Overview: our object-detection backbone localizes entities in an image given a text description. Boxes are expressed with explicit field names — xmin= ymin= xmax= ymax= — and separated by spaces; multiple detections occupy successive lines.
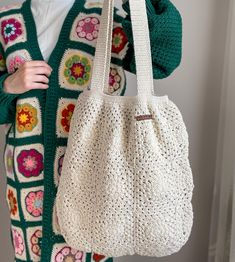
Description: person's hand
xmin=3 ymin=61 xmax=52 ymax=95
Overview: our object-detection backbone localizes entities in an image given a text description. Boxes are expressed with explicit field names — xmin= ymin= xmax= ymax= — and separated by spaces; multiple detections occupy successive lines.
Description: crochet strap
xmin=89 ymin=0 xmax=155 ymax=96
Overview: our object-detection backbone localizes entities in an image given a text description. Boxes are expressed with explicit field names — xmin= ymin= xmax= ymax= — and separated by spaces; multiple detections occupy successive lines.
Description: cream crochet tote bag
xmin=55 ymin=0 xmax=194 ymax=257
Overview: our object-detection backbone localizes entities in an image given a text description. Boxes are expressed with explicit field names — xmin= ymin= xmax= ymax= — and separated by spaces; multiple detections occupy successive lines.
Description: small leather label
xmin=135 ymin=114 xmax=154 ymax=121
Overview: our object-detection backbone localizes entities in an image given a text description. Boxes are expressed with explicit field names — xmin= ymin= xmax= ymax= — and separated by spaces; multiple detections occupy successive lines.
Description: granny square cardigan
xmin=0 ymin=0 xmax=182 ymax=261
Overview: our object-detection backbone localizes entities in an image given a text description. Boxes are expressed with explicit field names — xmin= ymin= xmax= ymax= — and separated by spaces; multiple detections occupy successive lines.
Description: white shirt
xmin=31 ymin=0 xmax=75 ymax=62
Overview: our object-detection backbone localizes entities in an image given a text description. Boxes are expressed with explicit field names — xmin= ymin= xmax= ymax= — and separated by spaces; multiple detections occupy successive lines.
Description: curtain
xmin=208 ymin=0 xmax=235 ymax=261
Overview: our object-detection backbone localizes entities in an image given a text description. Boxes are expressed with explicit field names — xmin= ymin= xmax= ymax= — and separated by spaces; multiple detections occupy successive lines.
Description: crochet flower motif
xmin=25 ymin=190 xmax=44 ymax=217
xmin=108 ymin=68 xmax=122 ymax=93
xmin=93 ymin=253 xmax=106 ymax=262
xmin=7 ymin=189 xmax=18 ymax=216
xmin=30 ymin=229 xmax=42 ymax=257
xmin=12 ymin=228 xmax=25 ymax=256
xmin=55 ymin=246 xmax=84 ymax=262
xmin=58 ymin=154 xmax=64 ymax=177
xmin=6 ymin=148 xmax=14 ymax=175
xmin=112 ymin=27 xmax=128 ymax=55
xmin=16 ymin=103 xmax=38 ymax=133
xmin=61 ymin=103 xmax=75 ymax=133
xmin=64 ymin=55 xmax=91 ymax=87
xmin=8 ymin=55 xmax=26 ymax=73
xmin=1 ymin=18 xmax=23 ymax=44
xmin=0 ymin=52 xmax=6 ymax=71
xmin=76 ymin=17 xmax=100 ymax=41
xmin=17 ymin=149 xmax=44 ymax=178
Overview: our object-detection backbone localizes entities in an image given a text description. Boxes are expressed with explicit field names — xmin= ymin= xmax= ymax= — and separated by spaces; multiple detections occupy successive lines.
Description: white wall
xmin=0 ymin=0 xmax=230 ymax=261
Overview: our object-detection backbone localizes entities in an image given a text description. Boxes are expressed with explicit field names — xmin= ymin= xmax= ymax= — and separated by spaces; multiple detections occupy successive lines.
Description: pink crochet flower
xmin=17 ymin=149 xmax=44 ymax=178
xmin=1 ymin=18 xmax=23 ymax=44
xmin=108 ymin=68 xmax=122 ymax=93
xmin=25 ymin=190 xmax=44 ymax=217
xmin=9 ymin=55 xmax=26 ymax=73
xmin=12 ymin=228 xmax=24 ymax=256
xmin=76 ymin=17 xmax=100 ymax=41
xmin=55 ymin=246 xmax=84 ymax=262
xmin=30 ymin=229 xmax=42 ymax=257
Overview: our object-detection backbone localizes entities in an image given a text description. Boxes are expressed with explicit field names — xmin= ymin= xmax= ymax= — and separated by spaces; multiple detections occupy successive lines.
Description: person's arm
xmin=0 ymin=43 xmax=53 ymax=125
xmin=121 ymin=0 xmax=182 ymax=79
xmin=0 ymin=44 xmax=20 ymax=125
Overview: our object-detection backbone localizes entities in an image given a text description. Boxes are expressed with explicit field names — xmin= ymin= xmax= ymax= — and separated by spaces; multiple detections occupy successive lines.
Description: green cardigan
xmin=0 ymin=0 xmax=182 ymax=261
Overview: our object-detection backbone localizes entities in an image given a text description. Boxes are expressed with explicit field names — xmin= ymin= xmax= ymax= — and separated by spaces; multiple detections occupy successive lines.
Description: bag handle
xmin=89 ymin=0 xmax=155 ymax=97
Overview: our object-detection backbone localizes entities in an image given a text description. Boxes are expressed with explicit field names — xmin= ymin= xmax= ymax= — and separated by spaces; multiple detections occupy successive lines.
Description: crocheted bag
xmin=55 ymin=0 xmax=194 ymax=257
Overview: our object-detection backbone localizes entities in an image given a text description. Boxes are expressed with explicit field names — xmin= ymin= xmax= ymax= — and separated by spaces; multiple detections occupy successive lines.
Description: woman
xmin=0 ymin=0 xmax=182 ymax=261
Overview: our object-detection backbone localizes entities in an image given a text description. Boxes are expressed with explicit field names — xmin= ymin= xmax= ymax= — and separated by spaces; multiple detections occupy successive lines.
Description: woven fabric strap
xmin=89 ymin=0 xmax=155 ymax=96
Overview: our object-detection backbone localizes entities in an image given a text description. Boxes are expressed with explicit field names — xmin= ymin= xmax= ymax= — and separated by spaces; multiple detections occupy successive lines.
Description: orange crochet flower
xmin=16 ymin=103 xmax=38 ymax=133
xmin=7 ymin=189 xmax=18 ymax=216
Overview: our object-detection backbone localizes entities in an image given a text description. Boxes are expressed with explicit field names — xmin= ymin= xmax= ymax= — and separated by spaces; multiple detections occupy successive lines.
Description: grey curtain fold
xmin=208 ymin=0 xmax=235 ymax=261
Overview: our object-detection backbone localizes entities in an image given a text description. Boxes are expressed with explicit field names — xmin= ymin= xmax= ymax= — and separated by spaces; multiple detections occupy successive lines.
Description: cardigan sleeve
xmin=0 ymin=44 xmax=20 ymax=125
xmin=121 ymin=0 xmax=182 ymax=79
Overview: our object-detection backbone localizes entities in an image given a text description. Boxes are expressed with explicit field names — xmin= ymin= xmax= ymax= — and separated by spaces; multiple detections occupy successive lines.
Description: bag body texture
xmin=55 ymin=0 xmax=194 ymax=257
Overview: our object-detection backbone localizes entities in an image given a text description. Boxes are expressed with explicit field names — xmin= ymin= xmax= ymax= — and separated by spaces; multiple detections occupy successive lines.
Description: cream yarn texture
xmin=55 ymin=0 xmax=194 ymax=257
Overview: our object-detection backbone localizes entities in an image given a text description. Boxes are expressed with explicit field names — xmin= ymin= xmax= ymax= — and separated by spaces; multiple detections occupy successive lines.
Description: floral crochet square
xmin=53 ymin=146 xmax=66 ymax=187
xmin=0 ymin=14 xmax=27 ymax=51
xmin=105 ymin=63 xmax=126 ymax=96
xmin=50 ymin=243 xmax=86 ymax=262
xmin=70 ymin=12 xmax=100 ymax=47
xmin=26 ymin=226 xmax=42 ymax=261
xmin=59 ymin=49 xmax=93 ymax=91
xmin=56 ymin=98 xmax=77 ymax=138
xmin=14 ymin=143 xmax=44 ymax=183
xmin=111 ymin=22 xmax=129 ymax=60
xmin=6 ymin=49 xmax=32 ymax=73
xmin=21 ymin=186 xmax=44 ymax=222
xmin=4 ymin=144 xmax=15 ymax=181
xmin=11 ymin=225 xmax=27 ymax=260
xmin=15 ymin=97 xmax=42 ymax=139
xmin=6 ymin=185 xmax=20 ymax=221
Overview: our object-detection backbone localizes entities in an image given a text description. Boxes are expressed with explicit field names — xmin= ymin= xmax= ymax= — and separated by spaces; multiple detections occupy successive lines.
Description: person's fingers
xmin=30 ymin=82 xmax=49 ymax=89
xmin=32 ymin=75 xmax=49 ymax=84
xmin=24 ymin=66 xmax=51 ymax=77
xmin=23 ymin=60 xmax=52 ymax=71
xmin=32 ymin=67 xmax=51 ymax=76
